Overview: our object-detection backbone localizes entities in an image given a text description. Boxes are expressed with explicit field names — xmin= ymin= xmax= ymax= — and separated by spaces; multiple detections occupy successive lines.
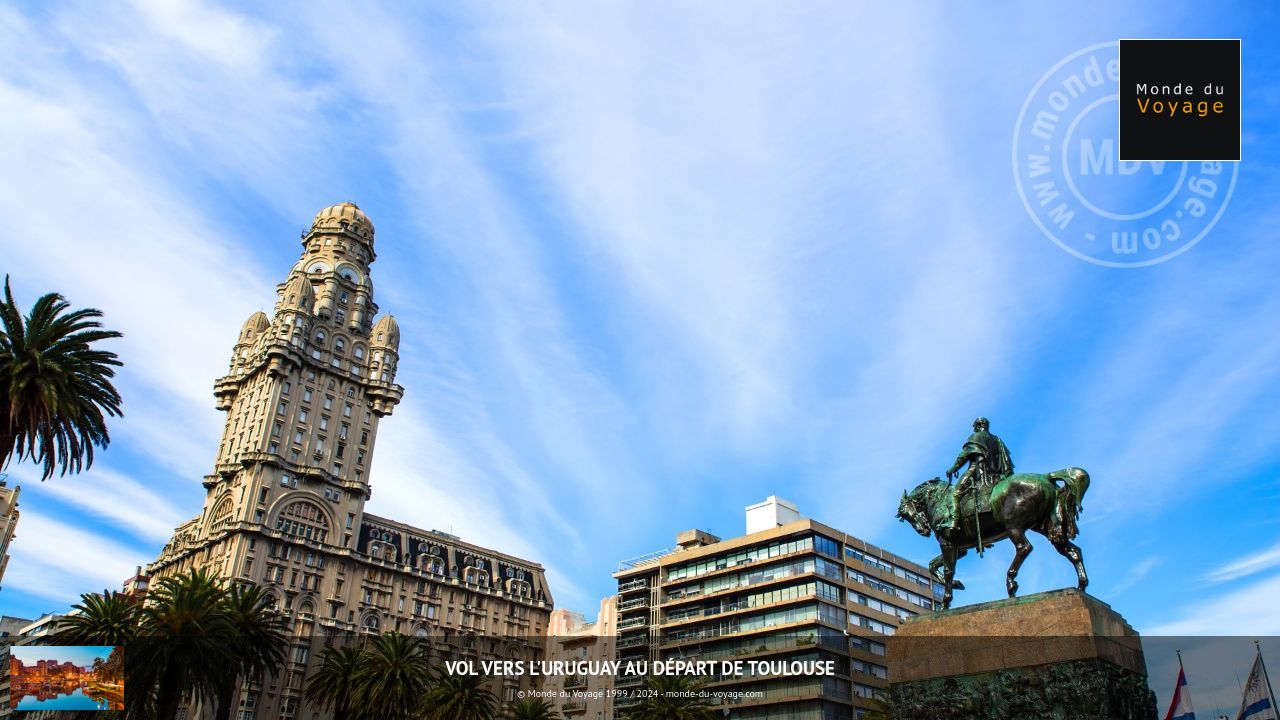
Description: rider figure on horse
xmin=939 ymin=417 xmax=1014 ymax=531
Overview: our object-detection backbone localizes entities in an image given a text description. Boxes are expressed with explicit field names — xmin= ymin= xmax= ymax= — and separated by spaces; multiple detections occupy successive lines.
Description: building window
xmin=299 ymin=409 xmax=309 ymax=423
xmin=208 ymin=498 xmax=234 ymax=533
xmin=258 ymin=488 xmax=268 ymax=504
xmin=272 ymin=422 xmax=282 ymax=437
xmin=282 ymin=381 xmax=291 ymax=395
xmin=320 ymin=417 xmax=329 ymax=431
xmin=277 ymin=401 xmax=287 ymax=416
xmin=324 ymin=396 xmax=334 ymax=410
xmin=303 ymin=389 xmax=313 ymax=403
xmin=335 ymin=339 xmax=345 ymax=353
xmin=275 ymin=500 xmax=329 ymax=543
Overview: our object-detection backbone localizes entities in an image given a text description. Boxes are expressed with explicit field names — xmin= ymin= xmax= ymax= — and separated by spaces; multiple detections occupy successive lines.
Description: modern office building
xmin=544 ymin=597 xmax=619 ymax=720
xmin=0 ymin=478 xmax=19 ymax=591
xmin=147 ymin=203 xmax=553 ymax=720
xmin=613 ymin=496 xmax=942 ymax=720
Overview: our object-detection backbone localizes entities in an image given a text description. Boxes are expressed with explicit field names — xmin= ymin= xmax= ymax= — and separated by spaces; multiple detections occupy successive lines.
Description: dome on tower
xmin=280 ymin=275 xmax=316 ymax=311
xmin=309 ymin=201 xmax=374 ymax=240
xmin=371 ymin=314 xmax=400 ymax=350
xmin=239 ymin=311 xmax=270 ymax=341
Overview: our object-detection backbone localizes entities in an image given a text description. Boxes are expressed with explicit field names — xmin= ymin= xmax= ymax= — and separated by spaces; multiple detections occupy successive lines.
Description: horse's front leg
xmin=940 ymin=541 xmax=958 ymax=609
xmin=1006 ymin=527 xmax=1033 ymax=597
xmin=929 ymin=552 xmax=965 ymax=592
xmin=1052 ymin=538 xmax=1088 ymax=591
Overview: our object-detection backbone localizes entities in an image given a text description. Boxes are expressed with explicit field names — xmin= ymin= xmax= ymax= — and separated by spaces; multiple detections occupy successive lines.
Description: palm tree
xmin=55 ymin=589 xmax=139 ymax=646
xmin=352 ymin=633 xmax=434 ymax=720
xmin=211 ymin=582 xmax=291 ymax=720
xmin=628 ymin=676 xmax=716 ymax=720
xmin=503 ymin=697 xmax=556 ymax=720
xmin=0 ymin=276 xmax=123 ymax=480
xmin=305 ymin=643 xmax=366 ymax=720
xmin=420 ymin=666 xmax=498 ymax=720
xmin=130 ymin=569 xmax=237 ymax=720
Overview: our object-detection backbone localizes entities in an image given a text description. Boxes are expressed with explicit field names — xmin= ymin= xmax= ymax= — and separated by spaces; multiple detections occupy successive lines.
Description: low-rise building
xmin=544 ymin=597 xmax=618 ymax=720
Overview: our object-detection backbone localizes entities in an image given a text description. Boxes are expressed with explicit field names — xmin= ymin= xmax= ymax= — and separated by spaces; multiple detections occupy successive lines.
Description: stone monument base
xmin=887 ymin=588 xmax=1157 ymax=720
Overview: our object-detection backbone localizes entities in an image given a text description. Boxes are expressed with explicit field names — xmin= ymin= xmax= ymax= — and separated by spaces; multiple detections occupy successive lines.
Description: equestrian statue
xmin=896 ymin=418 xmax=1090 ymax=609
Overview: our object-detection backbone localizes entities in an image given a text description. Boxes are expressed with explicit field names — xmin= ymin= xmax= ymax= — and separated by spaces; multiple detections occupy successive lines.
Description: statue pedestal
xmin=888 ymin=588 xmax=1157 ymax=720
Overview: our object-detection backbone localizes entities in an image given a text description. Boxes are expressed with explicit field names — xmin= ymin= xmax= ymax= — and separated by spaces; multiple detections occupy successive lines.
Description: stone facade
xmin=148 ymin=203 xmax=553 ymax=720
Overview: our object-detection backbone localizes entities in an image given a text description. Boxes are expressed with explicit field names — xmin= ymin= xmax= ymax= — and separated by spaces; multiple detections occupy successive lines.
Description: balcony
xmin=561 ymin=700 xmax=587 ymax=714
xmin=564 ymin=675 xmax=587 ymax=690
xmin=618 ymin=597 xmax=649 ymax=612
xmin=618 ymin=617 xmax=647 ymax=630
xmin=618 ymin=578 xmax=649 ymax=593
xmin=616 ymin=635 xmax=648 ymax=649
xmin=616 ymin=675 xmax=645 ymax=688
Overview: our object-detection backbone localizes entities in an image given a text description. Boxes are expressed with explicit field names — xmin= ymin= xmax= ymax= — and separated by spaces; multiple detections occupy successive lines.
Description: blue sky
xmin=0 ymin=0 xmax=1278 ymax=699
xmin=11 ymin=645 xmax=112 ymax=669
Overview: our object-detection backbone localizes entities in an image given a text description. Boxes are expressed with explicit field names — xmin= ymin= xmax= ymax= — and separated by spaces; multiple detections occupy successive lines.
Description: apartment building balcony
xmin=618 ymin=578 xmax=649 ymax=593
xmin=616 ymin=674 xmax=644 ymax=688
xmin=561 ymin=700 xmax=587 ymax=714
xmin=617 ymin=617 xmax=647 ymax=630
xmin=564 ymin=675 xmax=587 ymax=690
xmin=616 ymin=635 xmax=648 ymax=649
xmin=618 ymin=597 xmax=649 ymax=611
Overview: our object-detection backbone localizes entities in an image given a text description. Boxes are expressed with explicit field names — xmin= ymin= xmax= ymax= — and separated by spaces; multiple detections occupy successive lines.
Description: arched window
xmin=208 ymin=498 xmax=234 ymax=534
xmin=363 ymin=615 xmax=380 ymax=630
xmin=275 ymin=500 xmax=329 ymax=543
xmin=353 ymin=345 xmax=365 ymax=360
xmin=298 ymin=600 xmax=315 ymax=616
xmin=314 ymin=331 xmax=326 ymax=346
xmin=334 ymin=339 xmax=345 ymax=354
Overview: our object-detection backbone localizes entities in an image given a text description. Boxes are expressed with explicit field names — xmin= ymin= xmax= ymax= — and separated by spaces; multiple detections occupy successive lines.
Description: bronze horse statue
xmin=896 ymin=468 xmax=1090 ymax=609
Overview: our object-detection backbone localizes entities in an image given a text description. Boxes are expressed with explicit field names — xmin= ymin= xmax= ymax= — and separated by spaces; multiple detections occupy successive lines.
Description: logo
xmin=1119 ymin=39 xmax=1240 ymax=161
xmin=1013 ymin=42 xmax=1237 ymax=267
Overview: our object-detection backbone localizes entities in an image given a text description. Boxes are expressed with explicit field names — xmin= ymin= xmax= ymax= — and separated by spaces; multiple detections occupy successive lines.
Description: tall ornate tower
xmin=151 ymin=204 xmax=552 ymax=720
xmin=151 ymin=201 xmax=403 ymax=576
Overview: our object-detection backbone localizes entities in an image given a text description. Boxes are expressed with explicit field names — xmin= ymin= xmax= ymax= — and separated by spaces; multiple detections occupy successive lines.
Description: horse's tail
xmin=1047 ymin=467 xmax=1089 ymax=542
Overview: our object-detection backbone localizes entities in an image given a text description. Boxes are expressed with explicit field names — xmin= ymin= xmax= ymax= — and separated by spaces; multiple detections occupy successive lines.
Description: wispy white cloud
xmin=1147 ymin=573 xmax=1280 ymax=636
xmin=1205 ymin=540 xmax=1280 ymax=584
xmin=3 ymin=512 xmax=147 ymax=604
xmin=8 ymin=467 xmax=186 ymax=543
xmin=1113 ymin=556 xmax=1162 ymax=595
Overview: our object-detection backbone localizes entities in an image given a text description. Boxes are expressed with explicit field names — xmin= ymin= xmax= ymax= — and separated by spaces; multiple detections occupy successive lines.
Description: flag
xmin=1237 ymin=650 xmax=1277 ymax=720
xmin=1165 ymin=664 xmax=1196 ymax=720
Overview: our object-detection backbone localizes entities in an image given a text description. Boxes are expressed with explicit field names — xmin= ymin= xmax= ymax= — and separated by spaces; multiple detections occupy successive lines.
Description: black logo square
xmin=1119 ymin=39 xmax=1240 ymax=161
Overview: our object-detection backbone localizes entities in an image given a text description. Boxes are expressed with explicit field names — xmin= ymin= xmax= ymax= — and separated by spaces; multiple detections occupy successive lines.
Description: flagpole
xmin=1257 ymin=640 xmax=1278 ymax=713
